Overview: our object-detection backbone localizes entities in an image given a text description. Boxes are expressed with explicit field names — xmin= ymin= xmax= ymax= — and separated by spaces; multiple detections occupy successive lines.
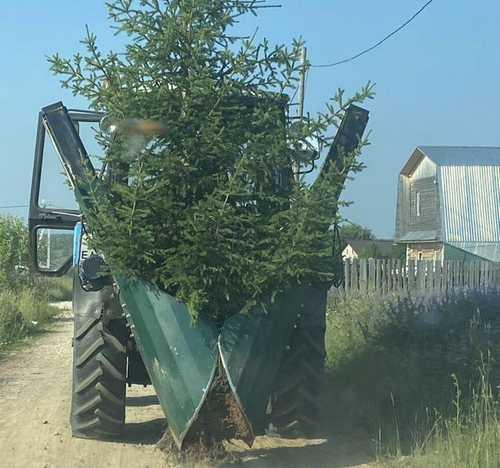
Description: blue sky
xmin=1 ymin=1 xmax=499 ymax=238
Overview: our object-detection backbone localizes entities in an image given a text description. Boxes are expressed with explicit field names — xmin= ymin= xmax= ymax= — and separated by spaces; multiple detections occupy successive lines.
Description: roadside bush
xmin=0 ymin=289 xmax=59 ymax=349
xmin=0 ymin=291 xmax=26 ymax=345
xmin=323 ymin=291 xmax=500 ymax=452
xmin=386 ymin=362 xmax=500 ymax=468
xmin=0 ymin=215 xmax=63 ymax=349
xmin=0 ymin=215 xmax=29 ymax=289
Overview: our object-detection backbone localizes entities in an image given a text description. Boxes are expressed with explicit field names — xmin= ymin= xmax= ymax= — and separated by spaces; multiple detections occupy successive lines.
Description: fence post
xmin=344 ymin=260 xmax=351 ymax=293
xmin=435 ymin=261 xmax=443 ymax=294
xmin=351 ymin=259 xmax=359 ymax=292
xmin=359 ymin=259 xmax=368 ymax=292
xmin=480 ymin=261 xmax=487 ymax=292
xmin=396 ymin=259 xmax=403 ymax=293
xmin=368 ymin=258 xmax=376 ymax=291
xmin=388 ymin=259 xmax=394 ymax=293
xmin=375 ymin=259 xmax=382 ymax=292
xmin=450 ymin=261 xmax=456 ymax=293
xmin=382 ymin=259 xmax=391 ymax=294
xmin=408 ymin=260 xmax=416 ymax=293
xmin=485 ymin=262 xmax=491 ymax=290
xmin=427 ymin=261 xmax=434 ymax=292
xmin=473 ymin=262 xmax=479 ymax=290
xmin=416 ymin=260 xmax=426 ymax=293
xmin=463 ymin=262 xmax=471 ymax=290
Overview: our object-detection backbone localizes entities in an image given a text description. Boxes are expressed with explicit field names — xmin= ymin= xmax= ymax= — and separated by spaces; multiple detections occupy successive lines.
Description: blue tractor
xmin=28 ymin=101 xmax=368 ymax=448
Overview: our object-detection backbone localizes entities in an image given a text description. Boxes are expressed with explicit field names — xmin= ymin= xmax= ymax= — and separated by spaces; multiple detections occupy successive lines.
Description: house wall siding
xmin=395 ymin=156 xmax=440 ymax=241
xmin=395 ymin=175 xmax=409 ymax=239
xmin=408 ymin=177 xmax=440 ymax=233
xmin=407 ymin=242 xmax=443 ymax=262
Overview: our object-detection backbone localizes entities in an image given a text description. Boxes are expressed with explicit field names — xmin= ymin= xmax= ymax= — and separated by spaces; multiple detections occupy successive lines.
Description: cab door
xmin=28 ymin=103 xmax=103 ymax=276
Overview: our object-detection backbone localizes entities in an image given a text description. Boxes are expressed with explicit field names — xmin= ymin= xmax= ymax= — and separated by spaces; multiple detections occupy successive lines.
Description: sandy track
xmin=0 ymin=310 xmax=377 ymax=468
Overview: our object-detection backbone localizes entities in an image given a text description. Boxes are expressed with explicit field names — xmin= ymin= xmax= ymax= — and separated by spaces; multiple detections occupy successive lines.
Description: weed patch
xmin=323 ymin=291 xmax=500 ymax=456
xmin=0 ymin=288 xmax=59 ymax=349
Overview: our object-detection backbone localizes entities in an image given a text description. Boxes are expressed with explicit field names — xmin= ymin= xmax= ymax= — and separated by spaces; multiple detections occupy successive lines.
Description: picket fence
xmin=341 ymin=258 xmax=499 ymax=296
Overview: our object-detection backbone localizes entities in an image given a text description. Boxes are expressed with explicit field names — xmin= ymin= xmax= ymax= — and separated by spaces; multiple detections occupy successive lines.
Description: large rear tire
xmin=269 ymin=285 xmax=327 ymax=436
xmin=70 ymin=275 xmax=128 ymax=439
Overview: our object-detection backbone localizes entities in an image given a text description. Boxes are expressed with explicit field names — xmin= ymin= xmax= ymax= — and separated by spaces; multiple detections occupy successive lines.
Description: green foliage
xmin=339 ymin=222 xmax=375 ymax=242
xmin=42 ymin=275 xmax=74 ymax=302
xmin=355 ymin=241 xmax=405 ymax=260
xmin=0 ymin=215 xmax=64 ymax=348
xmin=0 ymin=289 xmax=59 ymax=349
xmin=324 ymin=292 xmax=500 ymax=452
xmin=0 ymin=215 xmax=29 ymax=288
xmin=49 ymin=0 xmax=373 ymax=320
xmin=385 ymin=363 xmax=500 ymax=468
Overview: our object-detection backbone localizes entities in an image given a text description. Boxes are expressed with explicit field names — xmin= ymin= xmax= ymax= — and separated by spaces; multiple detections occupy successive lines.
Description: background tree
xmin=0 ymin=216 xmax=29 ymax=288
xmin=339 ymin=222 xmax=375 ymax=242
xmin=49 ymin=0 xmax=374 ymax=321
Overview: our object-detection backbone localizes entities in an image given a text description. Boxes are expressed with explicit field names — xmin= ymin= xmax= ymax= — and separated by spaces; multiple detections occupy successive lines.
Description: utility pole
xmin=298 ymin=46 xmax=307 ymax=124
xmin=294 ymin=46 xmax=308 ymax=181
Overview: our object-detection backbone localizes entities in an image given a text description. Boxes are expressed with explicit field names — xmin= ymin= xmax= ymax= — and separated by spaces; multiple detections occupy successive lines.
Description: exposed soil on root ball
xmin=157 ymin=430 xmax=231 ymax=466
xmin=183 ymin=360 xmax=254 ymax=451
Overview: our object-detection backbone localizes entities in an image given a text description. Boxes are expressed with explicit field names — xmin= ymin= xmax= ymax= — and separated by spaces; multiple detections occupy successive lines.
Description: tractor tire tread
xmin=71 ymin=295 xmax=127 ymax=439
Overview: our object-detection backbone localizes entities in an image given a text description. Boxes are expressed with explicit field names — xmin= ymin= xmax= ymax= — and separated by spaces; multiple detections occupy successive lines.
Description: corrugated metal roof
xmin=447 ymin=242 xmax=500 ymax=263
xmin=398 ymin=231 xmax=438 ymax=242
xmin=418 ymin=146 xmax=500 ymax=166
xmin=439 ymin=165 xmax=500 ymax=242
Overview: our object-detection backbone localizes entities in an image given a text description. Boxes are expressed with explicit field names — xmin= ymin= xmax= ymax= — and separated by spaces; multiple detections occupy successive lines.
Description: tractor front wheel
xmin=70 ymin=277 xmax=128 ymax=439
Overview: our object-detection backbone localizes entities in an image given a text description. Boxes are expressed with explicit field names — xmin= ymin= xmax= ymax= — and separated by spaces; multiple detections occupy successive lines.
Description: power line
xmin=0 ymin=205 xmax=28 ymax=209
xmin=311 ymin=0 xmax=434 ymax=68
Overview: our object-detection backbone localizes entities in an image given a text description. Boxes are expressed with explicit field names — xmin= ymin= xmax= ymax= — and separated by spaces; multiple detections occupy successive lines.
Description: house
xmin=342 ymin=239 xmax=397 ymax=261
xmin=395 ymin=146 xmax=500 ymax=263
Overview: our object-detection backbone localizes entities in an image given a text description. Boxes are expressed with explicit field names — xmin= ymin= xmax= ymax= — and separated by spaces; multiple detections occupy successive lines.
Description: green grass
xmin=385 ymin=362 xmax=500 ymax=468
xmin=0 ymin=214 xmax=73 ymax=350
xmin=323 ymin=291 xmax=500 ymax=466
xmin=0 ymin=288 xmax=60 ymax=350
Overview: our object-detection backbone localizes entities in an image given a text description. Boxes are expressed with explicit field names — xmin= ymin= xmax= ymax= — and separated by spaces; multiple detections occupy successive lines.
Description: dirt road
xmin=0 ymin=308 xmax=377 ymax=468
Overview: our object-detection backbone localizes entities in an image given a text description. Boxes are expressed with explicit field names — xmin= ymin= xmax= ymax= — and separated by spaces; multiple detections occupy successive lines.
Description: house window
xmin=416 ymin=191 xmax=421 ymax=217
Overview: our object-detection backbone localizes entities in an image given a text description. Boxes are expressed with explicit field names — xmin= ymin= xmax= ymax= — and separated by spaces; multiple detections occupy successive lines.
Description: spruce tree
xmin=49 ymin=0 xmax=374 ymax=321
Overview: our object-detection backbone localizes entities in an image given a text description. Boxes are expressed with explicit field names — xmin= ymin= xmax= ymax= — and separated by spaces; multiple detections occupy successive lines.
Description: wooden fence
xmin=341 ymin=259 xmax=500 ymax=296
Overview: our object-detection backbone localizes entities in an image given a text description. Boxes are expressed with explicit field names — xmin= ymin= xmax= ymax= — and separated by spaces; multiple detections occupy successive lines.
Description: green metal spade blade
xmin=219 ymin=286 xmax=308 ymax=434
xmin=117 ymin=278 xmax=218 ymax=449
xmin=118 ymin=281 xmax=307 ymax=448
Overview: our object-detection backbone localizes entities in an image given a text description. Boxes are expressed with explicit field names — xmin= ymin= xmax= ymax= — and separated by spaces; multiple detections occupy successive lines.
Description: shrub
xmin=323 ymin=291 xmax=500 ymax=452
xmin=385 ymin=361 xmax=500 ymax=468
xmin=0 ymin=288 xmax=59 ymax=349
xmin=0 ymin=215 xmax=29 ymax=289
xmin=0 ymin=291 xmax=27 ymax=346
xmin=0 ymin=215 xmax=61 ymax=349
